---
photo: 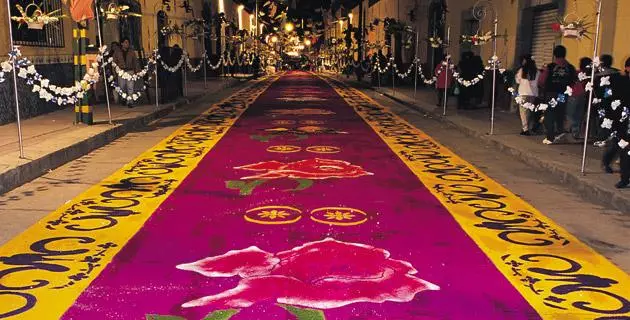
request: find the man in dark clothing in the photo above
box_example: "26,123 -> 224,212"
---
597,55 -> 624,174
113,37 -> 140,107
605,57 -> 630,188
538,45 -> 577,145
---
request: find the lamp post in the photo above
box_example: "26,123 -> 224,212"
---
94,0 -> 113,124
473,0 -> 499,134
5,0 -> 25,158
581,0 -> 604,174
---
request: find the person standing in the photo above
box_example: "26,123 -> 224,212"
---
515,54 -> 539,136
615,58 -> 630,188
599,55 -> 626,177
113,37 -> 140,107
434,54 -> 454,107
538,45 -> 577,145
565,57 -> 591,139
457,51 -> 474,109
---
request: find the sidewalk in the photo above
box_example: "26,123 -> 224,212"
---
332,74 -> 630,214
0,76 -> 249,194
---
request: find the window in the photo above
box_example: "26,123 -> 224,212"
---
10,0 -> 65,47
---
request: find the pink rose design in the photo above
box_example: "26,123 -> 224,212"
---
176,238 -> 439,310
235,158 -> 373,180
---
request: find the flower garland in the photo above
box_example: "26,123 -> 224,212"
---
108,73 -> 146,102
159,52 -> 186,72
13,49 -> 102,106
185,55 -> 203,72
111,61 -> 151,81
461,31 -> 494,46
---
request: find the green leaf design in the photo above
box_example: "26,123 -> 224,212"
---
250,134 -> 272,142
203,309 -> 241,320
145,315 -> 186,320
226,179 -> 267,196
291,178 -> 314,191
295,134 -> 309,141
278,304 -> 326,320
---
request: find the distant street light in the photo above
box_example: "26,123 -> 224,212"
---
304,39 -> 312,46
271,35 -> 278,43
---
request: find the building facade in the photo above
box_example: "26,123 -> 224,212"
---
337,0 -> 629,70
0,0 -> 252,124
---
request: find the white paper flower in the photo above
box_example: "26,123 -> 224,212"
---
600,76 -> 611,87
585,82 -> 593,92
1,61 -> 12,72
549,98 -> 558,108
593,98 -> 602,105
601,118 -> 613,129
524,102 -> 535,111
17,68 -> 28,79
612,100 -> 622,110
619,139 -> 629,149
32,85 -> 41,93
565,86 -> 573,96
538,104 -> 549,111
578,72 -> 589,81
26,65 -> 36,74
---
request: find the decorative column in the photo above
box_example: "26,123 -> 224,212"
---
74,23 -> 92,125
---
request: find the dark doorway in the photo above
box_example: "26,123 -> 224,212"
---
427,0 -> 446,68
157,10 -> 168,48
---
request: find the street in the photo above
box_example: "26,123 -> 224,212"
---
0,72 -> 628,319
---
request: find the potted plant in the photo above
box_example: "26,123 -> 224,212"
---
551,15 -> 590,39
12,3 -> 63,29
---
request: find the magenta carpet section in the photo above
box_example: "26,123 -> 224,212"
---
63,73 -> 539,319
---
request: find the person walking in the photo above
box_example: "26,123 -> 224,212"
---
113,37 -> 140,107
538,45 -> 577,145
515,54 -> 539,136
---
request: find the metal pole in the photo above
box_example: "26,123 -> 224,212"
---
414,30 -> 419,99
94,0 -> 112,125
581,0 -> 603,174
182,26 -> 187,97
202,33 -> 207,88
6,1 -> 25,158
391,58 -> 396,97
490,16 -> 498,135
442,26 -> 450,116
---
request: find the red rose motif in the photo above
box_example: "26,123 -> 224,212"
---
177,238 -> 439,310
235,158 -> 373,180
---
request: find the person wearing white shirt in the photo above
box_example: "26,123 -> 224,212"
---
515,54 -> 540,136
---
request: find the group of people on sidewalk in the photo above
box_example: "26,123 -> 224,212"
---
512,46 -> 630,188
431,45 -> 630,188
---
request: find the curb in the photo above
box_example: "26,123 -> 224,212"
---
347,79 -> 630,215
0,78 -> 249,195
